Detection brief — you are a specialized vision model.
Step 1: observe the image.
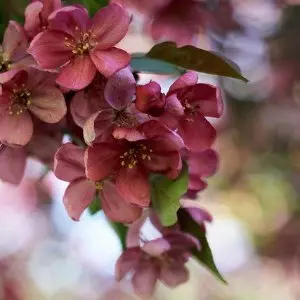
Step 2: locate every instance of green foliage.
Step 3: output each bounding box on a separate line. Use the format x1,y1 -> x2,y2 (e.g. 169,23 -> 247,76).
147,42 -> 248,82
88,193 -> 102,215
109,221 -> 128,250
131,53 -> 185,75
179,210 -> 227,283
151,164 -> 189,227
65,0 -> 109,15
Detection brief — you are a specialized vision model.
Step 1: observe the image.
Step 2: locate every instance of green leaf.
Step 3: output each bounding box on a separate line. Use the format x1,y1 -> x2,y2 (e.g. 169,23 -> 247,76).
65,0 -> 108,15
88,193 -> 102,215
109,221 -> 128,250
131,53 -> 185,75
151,164 -> 189,227
178,210 -> 227,284
147,42 -> 248,82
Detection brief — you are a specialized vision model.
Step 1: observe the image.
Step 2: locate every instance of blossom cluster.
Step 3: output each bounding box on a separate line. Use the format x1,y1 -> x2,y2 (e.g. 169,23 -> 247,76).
0,0 -> 224,296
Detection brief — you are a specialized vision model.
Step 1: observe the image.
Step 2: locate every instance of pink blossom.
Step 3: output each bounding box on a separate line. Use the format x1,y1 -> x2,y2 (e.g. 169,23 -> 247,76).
0,68 -> 66,146
85,120 -> 183,207
136,72 -> 223,152
0,21 -> 35,84
28,4 -> 131,90
25,0 -> 62,39
116,229 -> 198,297
54,143 -> 142,222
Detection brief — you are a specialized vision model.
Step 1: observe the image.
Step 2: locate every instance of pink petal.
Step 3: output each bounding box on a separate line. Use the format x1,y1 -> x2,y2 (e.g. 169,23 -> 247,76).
0,112 -> 33,146
90,47 -> 130,77
142,238 -> 171,257
113,127 -> 145,142
90,3 -> 130,49
54,143 -> 85,182
101,181 -> 142,223
28,31 -> 73,69
142,150 -> 182,180
0,69 -> 21,85
41,0 -> 62,19
83,110 -> 114,144
3,21 -> 28,61
180,199 -> 213,224
178,115 -> 216,152
188,149 -> 219,178
56,55 -> 97,90
160,264 -> 189,288
85,143 -> 123,181
132,259 -> 159,297
168,72 -> 198,94
0,146 -> 26,184
126,214 -> 148,248
116,167 -> 150,207
104,67 -> 135,110
24,2 -> 44,38
115,247 -> 142,281
188,175 -> 207,194
63,178 -> 96,221
48,6 -> 89,36
136,81 -> 166,116
29,86 -> 67,123
179,84 -> 224,118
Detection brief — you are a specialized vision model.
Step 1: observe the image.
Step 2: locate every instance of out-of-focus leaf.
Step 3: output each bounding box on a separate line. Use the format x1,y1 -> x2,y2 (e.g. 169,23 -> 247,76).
88,193 -> 102,215
147,42 -> 248,82
109,221 -> 128,250
178,209 -> 227,283
151,164 -> 189,227
131,53 -> 185,75
66,0 -> 109,15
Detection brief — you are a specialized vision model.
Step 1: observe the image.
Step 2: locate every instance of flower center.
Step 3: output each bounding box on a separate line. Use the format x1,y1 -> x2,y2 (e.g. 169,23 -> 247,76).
9,85 -> 32,116
119,144 -> 153,169
64,27 -> 97,56
115,110 -> 139,128
94,181 -> 104,190
182,99 -> 200,121
0,52 -> 11,73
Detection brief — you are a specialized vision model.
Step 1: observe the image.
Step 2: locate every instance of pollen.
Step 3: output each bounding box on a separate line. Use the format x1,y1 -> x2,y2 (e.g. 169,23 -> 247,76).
120,143 -> 153,169
0,51 -> 11,73
8,86 -> 32,116
94,181 -> 104,190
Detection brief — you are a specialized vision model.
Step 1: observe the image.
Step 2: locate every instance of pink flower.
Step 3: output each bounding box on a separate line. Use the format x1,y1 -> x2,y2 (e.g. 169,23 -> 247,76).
28,4 -> 131,90
71,67 -> 137,143
54,142 -> 142,222
25,0 -> 63,39
153,71 -> 223,152
85,120 -> 183,207
116,230 -> 198,296
0,21 -> 35,84
0,68 -> 66,146
0,144 -> 27,185
186,149 -> 219,198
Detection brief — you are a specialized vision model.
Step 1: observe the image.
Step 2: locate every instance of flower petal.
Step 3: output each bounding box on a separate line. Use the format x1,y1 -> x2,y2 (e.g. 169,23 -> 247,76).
180,199 -> 213,224
90,47 -> 130,77
104,67 -> 135,110
126,213 -> 148,248
179,84 -> 224,118
112,127 -> 145,142
0,146 -> 26,184
90,3 -> 130,49
85,142 -> 123,181
3,21 -> 28,61
142,238 -> 171,257
63,178 -> 96,221
160,264 -> 189,288
115,247 -> 142,281
132,259 -> 159,297
24,1 -> 44,38
56,55 -> 96,90
101,181 -> 142,223
54,143 -> 86,182
168,71 -> 198,94
29,86 -> 67,123
48,6 -> 89,36
28,31 -> 73,69
116,167 -> 150,207
178,115 -> 216,152
0,112 -> 33,146
83,110 -> 114,144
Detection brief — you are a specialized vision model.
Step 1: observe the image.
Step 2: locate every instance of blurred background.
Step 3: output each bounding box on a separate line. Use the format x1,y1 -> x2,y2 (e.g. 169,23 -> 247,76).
1,0 -> 300,299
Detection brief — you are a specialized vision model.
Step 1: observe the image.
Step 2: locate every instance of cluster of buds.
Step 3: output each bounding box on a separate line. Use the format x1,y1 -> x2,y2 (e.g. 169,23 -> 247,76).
0,0 -> 224,296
